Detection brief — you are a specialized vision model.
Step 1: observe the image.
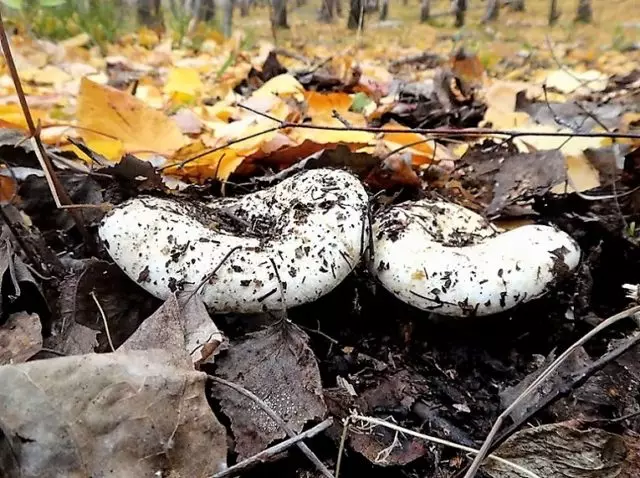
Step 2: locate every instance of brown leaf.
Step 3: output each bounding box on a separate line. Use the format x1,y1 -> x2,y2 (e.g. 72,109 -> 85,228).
120,292 -> 225,366
0,350 -> 228,477
0,312 -> 42,365
485,420 -> 633,478
211,322 -> 326,459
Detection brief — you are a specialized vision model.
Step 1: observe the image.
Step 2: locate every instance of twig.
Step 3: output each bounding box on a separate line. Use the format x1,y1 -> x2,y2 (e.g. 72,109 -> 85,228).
269,257 -> 288,321
485,330 -> 640,457
186,245 -> 243,304
0,11 -> 92,248
208,375 -> 335,478
172,107 -> 640,172
212,418 -> 334,478
463,304 -> 640,478
339,414 -> 540,478
91,291 -> 115,352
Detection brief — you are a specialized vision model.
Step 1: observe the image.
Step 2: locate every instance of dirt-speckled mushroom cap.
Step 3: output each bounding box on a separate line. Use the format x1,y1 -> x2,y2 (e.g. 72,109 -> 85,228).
370,199 -> 581,317
99,168 -> 370,313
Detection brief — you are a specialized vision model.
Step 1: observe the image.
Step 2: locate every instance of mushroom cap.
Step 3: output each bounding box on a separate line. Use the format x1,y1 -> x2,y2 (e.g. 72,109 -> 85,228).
99,168 -> 370,313
370,199 -> 581,317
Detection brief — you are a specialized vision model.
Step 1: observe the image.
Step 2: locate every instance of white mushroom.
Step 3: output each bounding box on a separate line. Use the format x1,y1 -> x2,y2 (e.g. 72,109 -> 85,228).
99,169 -> 369,313
369,199 -> 581,317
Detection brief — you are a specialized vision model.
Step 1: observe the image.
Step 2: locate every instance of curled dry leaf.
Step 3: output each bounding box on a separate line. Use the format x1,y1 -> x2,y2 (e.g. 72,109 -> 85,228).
211,322 -> 326,459
0,350 -> 228,478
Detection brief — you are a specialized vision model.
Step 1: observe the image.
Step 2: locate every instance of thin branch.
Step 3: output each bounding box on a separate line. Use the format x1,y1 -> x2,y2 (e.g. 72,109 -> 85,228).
208,375 -> 335,478
463,304 -> 640,478
91,291 -> 115,352
212,418 -> 334,478
169,113 -> 640,172
485,331 -> 640,457
0,11 -> 92,248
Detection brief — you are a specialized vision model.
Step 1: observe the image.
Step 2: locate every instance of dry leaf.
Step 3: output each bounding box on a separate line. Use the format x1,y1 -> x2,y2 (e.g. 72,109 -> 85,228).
485,420 -> 635,478
212,322 -> 326,459
0,312 -> 42,365
76,77 -> 188,158
121,293 -> 224,366
0,350 -> 228,477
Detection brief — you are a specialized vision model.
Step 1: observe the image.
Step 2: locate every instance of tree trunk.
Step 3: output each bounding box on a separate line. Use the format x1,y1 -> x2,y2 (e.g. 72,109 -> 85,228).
420,0 -> 430,22
137,0 -> 162,28
220,0 -> 233,37
200,0 -> 215,21
272,0 -> 289,28
453,0 -> 466,27
482,0 -> 499,23
548,0 -> 560,25
510,0 -> 525,11
347,0 -> 364,29
319,0 -> 336,22
379,0 -> 388,20
239,0 -> 250,16
575,0 -> 592,23
336,0 -> 343,16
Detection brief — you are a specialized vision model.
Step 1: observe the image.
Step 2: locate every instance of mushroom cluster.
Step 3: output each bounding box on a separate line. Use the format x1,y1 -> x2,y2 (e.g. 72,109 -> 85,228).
99,168 -> 581,317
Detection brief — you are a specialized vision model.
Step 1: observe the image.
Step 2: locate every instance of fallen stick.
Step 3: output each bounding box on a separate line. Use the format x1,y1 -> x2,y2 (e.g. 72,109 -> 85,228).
208,375 -> 335,478
212,418 -> 333,478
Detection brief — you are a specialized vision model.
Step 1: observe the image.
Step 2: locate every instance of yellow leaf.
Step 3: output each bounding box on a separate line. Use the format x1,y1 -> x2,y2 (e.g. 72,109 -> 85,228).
304,91 -> 352,117
551,154 -> 600,194
542,69 -> 608,94
63,138 -> 124,163
0,104 -> 46,130
289,113 -> 375,146
212,116 -> 280,157
381,120 -> 453,164
76,77 -> 188,157
166,140 -> 243,181
20,65 -> 71,86
251,74 -> 305,102
164,67 -> 203,98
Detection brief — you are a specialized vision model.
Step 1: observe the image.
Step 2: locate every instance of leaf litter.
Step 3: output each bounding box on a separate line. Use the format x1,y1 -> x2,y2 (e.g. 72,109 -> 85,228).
0,6 -> 639,478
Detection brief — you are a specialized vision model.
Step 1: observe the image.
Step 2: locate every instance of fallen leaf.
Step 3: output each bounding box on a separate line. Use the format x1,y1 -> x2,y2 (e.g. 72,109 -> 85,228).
381,119 -> 453,164
0,312 -> 42,365
0,349 -> 228,477
251,73 -> 305,102
166,139 -> 243,181
164,67 -> 204,100
76,77 -> 188,158
121,293 -> 225,366
542,69 -> 608,94
485,420 -> 634,478
55,258 -> 158,353
211,322 -> 326,459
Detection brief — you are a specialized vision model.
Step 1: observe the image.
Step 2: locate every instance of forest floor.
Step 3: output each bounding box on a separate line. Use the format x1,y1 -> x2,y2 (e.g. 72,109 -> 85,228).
0,1 -> 640,478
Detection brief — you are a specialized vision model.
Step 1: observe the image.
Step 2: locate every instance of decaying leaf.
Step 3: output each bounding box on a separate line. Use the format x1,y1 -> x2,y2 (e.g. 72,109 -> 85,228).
0,230 -> 49,323
484,420 -> 636,478
0,349 -> 228,478
55,258 -> 158,353
211,322 -> 326,459
0,312 -> 42,365
121,292 -> 225,366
